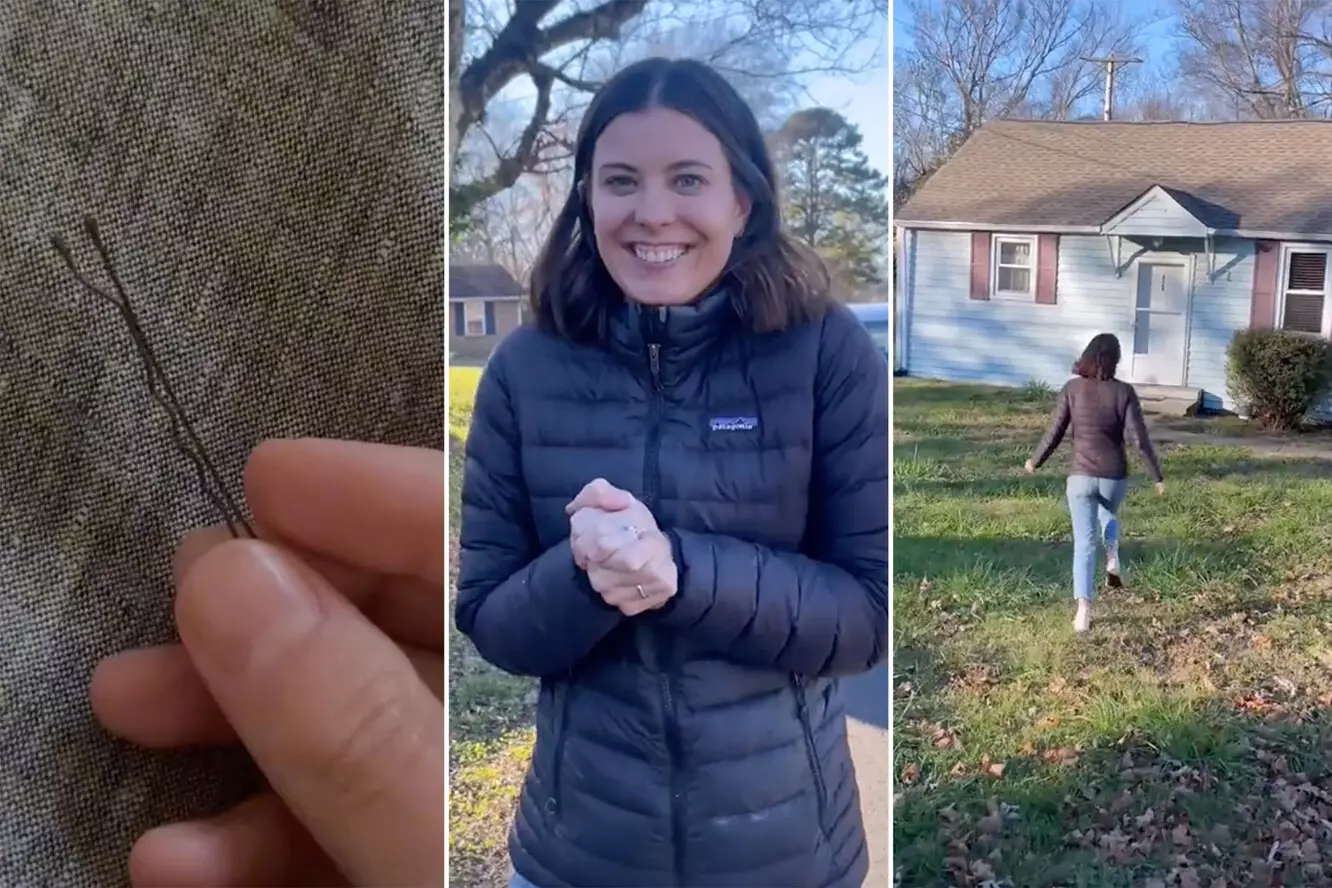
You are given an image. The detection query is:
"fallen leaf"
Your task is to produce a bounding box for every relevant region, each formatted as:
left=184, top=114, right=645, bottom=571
left=1042, top=747, right=1080, bottom=766
left=901, top=763, right=919, bottom=785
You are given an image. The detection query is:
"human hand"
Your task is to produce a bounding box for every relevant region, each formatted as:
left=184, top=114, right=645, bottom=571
left=1156, top=481, right=1165, bottom=496
left=1024, top=459, right=1035, bottom=474
left=90, top=440, right=444, bottom=888
left=565, top=478, right=658, bottom=569
left=566, top=479, right=677, bottom=615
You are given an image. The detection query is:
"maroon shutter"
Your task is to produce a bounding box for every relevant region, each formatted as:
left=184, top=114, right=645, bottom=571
left=1250, top=239, right=1279, bottom=329
left=969, top=232, right=991, bottom=300
left=1035, top=234, right=1058, bottom=304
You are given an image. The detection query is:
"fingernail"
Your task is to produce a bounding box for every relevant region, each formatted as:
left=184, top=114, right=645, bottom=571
left=178, top=541, right=323, bottom=677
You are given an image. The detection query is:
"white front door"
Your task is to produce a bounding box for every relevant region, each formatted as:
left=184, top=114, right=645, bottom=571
left=1130, top=262, right=1189, bottom=386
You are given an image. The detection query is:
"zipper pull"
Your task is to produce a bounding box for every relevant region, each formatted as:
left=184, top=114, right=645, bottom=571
left=648, top=343, right=663, bottom=389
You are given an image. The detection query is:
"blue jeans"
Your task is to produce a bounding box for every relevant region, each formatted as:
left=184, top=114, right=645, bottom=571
left=1065, top=475, right=1128, bottom=601
left=509, top=872, right=542, bottom=888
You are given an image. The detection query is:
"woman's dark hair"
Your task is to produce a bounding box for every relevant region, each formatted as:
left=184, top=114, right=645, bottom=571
left=527, top=57, right=831, bottom=343
left=1072, top=333, right=1121, bottom=381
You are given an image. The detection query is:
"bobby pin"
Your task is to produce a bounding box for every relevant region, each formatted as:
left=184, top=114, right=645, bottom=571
left=50, top=216, right=255, bottom=539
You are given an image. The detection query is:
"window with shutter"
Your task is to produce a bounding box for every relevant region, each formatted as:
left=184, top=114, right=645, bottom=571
left=990, top=235, right=1036, bottom=299
left=462, top=300, right=487, bottom=337
left=1280, top=250, right=1330, bottom=336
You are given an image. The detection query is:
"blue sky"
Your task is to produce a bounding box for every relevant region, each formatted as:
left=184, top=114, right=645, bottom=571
left=893, top=2, right=1182, bottom=105
left=804, top=60, right=891, bottom=178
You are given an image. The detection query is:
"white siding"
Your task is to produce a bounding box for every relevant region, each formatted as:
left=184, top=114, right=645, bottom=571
left=905, top=232, right=1134, bottom=389
left=1104, top=190, right=1207, bottom=238
left=903, top=231, right=1257, bottom=411
left=1183, top=239, right=1253, bottom=411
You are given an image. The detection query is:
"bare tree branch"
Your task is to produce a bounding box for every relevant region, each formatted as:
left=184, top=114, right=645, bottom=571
left=453, top=0, right=648, bottom=155
left=1175, top=0, right=1332, bottom=119
left=450, top=0, right=885, bottom=221
left=453, top=65, right=556, bottom=213
left=894, top=0, right=1142, bottom=195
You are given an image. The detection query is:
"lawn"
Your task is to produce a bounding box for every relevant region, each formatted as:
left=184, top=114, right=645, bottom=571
left=894, top=379, right=1332, bottom=887
left=447, top=364, right=536, bottom=888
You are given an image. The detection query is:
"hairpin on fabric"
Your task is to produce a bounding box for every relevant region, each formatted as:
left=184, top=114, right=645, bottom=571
left=50, top=216, right=255, bottom=539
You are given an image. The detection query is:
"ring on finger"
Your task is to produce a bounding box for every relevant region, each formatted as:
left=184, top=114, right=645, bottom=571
left=636, top=583, right=647, bottom=599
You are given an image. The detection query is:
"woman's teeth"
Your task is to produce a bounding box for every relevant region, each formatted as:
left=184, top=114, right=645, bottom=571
left=634, top=245, right=688, bottom=265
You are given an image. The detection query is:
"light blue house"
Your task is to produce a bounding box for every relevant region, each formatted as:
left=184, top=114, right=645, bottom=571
left=894, top=119, right=1332, bottom=412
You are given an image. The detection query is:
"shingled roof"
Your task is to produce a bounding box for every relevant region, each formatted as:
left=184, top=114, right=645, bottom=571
left=897, top=119, right=1332, bottom=236
left=447, top=263, right=523, bottom=301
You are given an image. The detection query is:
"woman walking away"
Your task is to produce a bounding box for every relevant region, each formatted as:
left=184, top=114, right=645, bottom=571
left=1024, top=333, right=1164, bottom=634
left=455, top=56, right=889, bottom=888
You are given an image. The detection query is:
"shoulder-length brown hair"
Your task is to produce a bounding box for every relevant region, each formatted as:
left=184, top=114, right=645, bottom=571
left=527, top=57, right=830, bottom=344
left=1072, top=333, right=1122, bottom=380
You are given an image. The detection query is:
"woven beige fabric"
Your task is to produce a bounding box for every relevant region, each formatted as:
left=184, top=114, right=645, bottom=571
left=0, top=2, right=444, bottom=884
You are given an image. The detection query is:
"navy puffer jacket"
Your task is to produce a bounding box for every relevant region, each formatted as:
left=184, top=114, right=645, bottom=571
left=455, top=290, right=889, bottom=888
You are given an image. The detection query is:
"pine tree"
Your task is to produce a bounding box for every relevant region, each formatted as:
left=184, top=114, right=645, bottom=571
left=772, top=107, right=891, bottom=291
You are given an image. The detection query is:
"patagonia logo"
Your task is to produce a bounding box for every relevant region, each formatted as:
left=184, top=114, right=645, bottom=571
left=709, top=416, right=758, bottom=432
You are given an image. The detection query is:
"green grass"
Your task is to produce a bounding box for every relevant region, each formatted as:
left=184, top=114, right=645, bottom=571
left=450, top=365, right=481, bottom=443
left=894, top=379, right=1332, bottom=887
left=447, top=364, right=535, bottom=888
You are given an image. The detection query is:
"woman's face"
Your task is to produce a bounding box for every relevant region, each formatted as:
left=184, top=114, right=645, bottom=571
left=588, top=106, right=749, bottom=307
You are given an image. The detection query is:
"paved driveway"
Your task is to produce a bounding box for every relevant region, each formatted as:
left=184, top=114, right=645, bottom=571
left=842, top=663, right=889, bottom=887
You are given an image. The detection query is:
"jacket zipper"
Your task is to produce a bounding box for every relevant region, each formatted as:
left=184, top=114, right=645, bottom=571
left=642, top=311, right=686, bottom=883
left=545, top=674, right=573, bottom=823
left=793, top=675, right=830, bottom=831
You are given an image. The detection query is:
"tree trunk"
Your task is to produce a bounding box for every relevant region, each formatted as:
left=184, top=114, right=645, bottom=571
left=449, top=0, right=464, bottom=162
left=0, top=3, right=443, bottom=884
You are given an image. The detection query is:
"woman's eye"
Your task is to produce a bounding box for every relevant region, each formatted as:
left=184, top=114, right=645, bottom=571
left=675, top=173, right=704, bottom=190
left=604, top=175, right=636, bottom=189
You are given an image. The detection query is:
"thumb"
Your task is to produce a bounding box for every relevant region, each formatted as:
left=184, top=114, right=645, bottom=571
left=566, top=478, right=635, bottom=514
left=175, top=540, right=444, bottom=887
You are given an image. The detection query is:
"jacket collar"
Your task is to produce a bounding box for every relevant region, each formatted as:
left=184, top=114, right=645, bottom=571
left=607, top=286, right=735, bottom=386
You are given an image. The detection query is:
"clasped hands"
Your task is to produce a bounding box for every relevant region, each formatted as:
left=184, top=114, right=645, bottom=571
left=565, top=478, right=678, bottom=616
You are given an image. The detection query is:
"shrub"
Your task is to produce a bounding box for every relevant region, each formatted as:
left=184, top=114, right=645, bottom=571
left=1020, top=378, right=1055, bottom=403
left=1226, top=329, right=1332, bottom=430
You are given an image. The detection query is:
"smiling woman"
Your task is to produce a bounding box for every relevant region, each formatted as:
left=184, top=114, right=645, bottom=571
left=527, top=57, right=832, bottom=343
left=453, top=56, right=890, bottom=888
left=589, top=107, right=747, bottom=306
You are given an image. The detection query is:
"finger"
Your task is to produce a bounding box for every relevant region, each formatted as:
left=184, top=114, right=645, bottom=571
left=586, top=526, right=645, bottom=565
left=616, top=594, right=666, bottom=617
left=90, top=645, right=232, bottom=748
left=92, top=643, right=445, bottom=749
left=598, top=536, right=661, bottom=574
left=176, top=540, right=444, bottom=886
left=244, top=439, right=445, bottom=587
left=604, top=584, right=675, bottom=617
left=589, top=565, right=662, bottom=603
left=129, top=792, right=346, bottom=888
left=569, top=506, right=611, bottom=537
left=177, top=525, right=443, bottom=651
left=566, top=478, right=634, bottom=514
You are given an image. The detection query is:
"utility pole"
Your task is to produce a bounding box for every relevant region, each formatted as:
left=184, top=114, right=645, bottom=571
left=1081, top=55, right=1143, bottom=121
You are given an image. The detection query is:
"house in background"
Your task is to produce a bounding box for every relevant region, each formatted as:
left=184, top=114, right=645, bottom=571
left=895, top=120, right=1332, bottom=413
left=448, top=263, right=525, bottom=363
